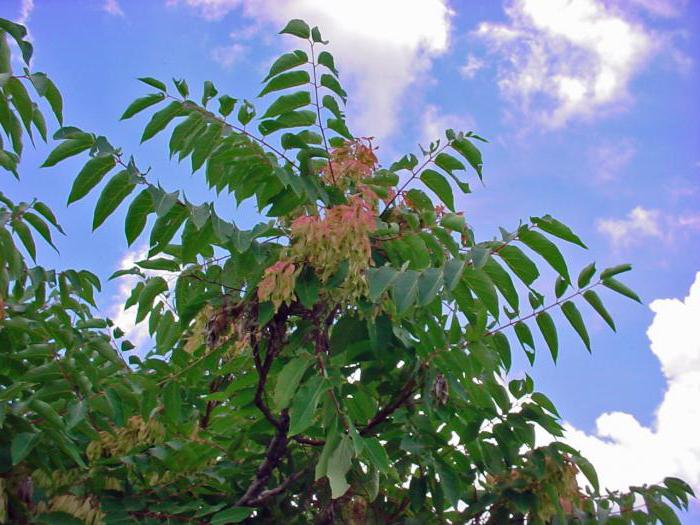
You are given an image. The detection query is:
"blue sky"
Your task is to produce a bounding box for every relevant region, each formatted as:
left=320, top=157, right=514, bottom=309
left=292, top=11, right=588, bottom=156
left=4, top=0, right=700, bottom=519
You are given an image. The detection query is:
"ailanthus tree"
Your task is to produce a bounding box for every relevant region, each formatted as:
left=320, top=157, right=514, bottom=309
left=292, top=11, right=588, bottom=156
left=0, top=17, right=694, bottom=525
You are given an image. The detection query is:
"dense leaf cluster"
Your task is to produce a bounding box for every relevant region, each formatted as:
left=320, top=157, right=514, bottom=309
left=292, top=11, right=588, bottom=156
left=0, top=17, right=694, bottom=524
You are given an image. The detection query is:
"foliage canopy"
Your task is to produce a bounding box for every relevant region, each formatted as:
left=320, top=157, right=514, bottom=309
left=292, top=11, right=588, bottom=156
left=0, top=17, right=694, bottom=525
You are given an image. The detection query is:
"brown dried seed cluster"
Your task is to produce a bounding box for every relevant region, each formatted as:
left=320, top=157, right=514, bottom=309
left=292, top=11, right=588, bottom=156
left=86, top=416, right=165, bottom=461
left=36, top=494, right=105, bottom=525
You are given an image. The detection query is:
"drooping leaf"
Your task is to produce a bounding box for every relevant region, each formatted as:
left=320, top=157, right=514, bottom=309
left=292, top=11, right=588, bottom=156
left=583, top=290, right=616, bottom=331
left=421, top=169, right=454, bottom=211
left=518, top=227, right=570, bottom=282
left=561, top=301, right=591, bottom=351
left=67, top=155, right=116, bottom=204
left=535, top=312, right=558, bottom=362
left=602, top=277, right=641, bottom=303
left=92, top=170, right=136, bottom=230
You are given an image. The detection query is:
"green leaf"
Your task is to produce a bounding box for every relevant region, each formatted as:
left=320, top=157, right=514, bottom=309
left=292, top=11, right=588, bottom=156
left=218, top=94, right=237, bottom=116
left=417, top=267, right=443, bottom=306
left=561, top=301, right=591, bottom=351
left=577, top=262, right=596, bottom=288
left=421, top=169, right=454, bottom=211
left=327, top=435, right=354, bottom=499
left=311, top=26, right=327, bottom=44
left=125, top=189, right=153, bottom=245
left=93, top=170, right=136, bottom=230
left=602, top=277, right=641, bottom=303
left=138, top=77, right=167, bottom=92
left=532, top=215, right=587, bottom=248
left=583, top=290, right=616, bottom=331
left=163, top=381, right=182, bottom=423
left=463, top=268, right=499, bottom=318
left=320, top=74, right=347, bottom=102
left=136, top=276, right=168, bottom=323
left=535, top=312, right=558, bottom=362
left=23, top=212, right=55, bottom=250
left=366, top=266, right=399, bottom=301
left=261, top=91, right=311, bottom=119
left=434, top=152, right=465, bottom=174
left=575, top=456, right=599, bottom=493
left=451, top=137, right=483, bottom=179
left=12, top=219, right=36, bottom=261
left=210, top=507, right=253, bottom=524
left=433, top=458, right=461, bottom=509
left=279, top=19, right=311, bottom=39
left=514, top=321, right=535, bottom=351
left=201, top=80, right=218, bottom=106
left=288, top=375, right=326, bottom=436
left=264, top=50, right=308, bottom=81
left=141, top=101, right=183, bottom=142
left=259, top=71, right=310, bottom=97
left=42, top=136, right=93, bottom=167
left=440, top=213, right=465, bottom=231
left=67, top=155, right=116, bottom=204
left=483, top=258, right=519, bottom=311
left=497, top=245, right=539, bottom=286
left=443, top=258, right=465, bottom=291
left=518, top=228, right=570, bottom=282
left=259, top=110, right=316, bottom=136
left=600, top=263, right=632, bottom=280
left=391, top=269, right=419, bottom=314
left=11, top=432, right=38, bottom=465
left=120, top=93, right=165, bottom=120
left=33, top=201, right=63, bottom=233
left=295, top=266, right=320, bottom=308
left=363, top=437, right=390, bottom=474
left=317, top=51, right=338, bottom=76
left=6, top=78, right=33, bottom=135
left=274, top=357, right=311, bottom=410
left=191, top=122, right=224, bottom=172
left=43, top=77, right=63, bottom=124
left=554, top=275, right=568, bottom=298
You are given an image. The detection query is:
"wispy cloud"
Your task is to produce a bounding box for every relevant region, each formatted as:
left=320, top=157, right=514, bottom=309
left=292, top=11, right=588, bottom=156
left=459, top=54, right=485, bottom=79
left=103, top=0, right=125, bottom=17
left=475, top=0, right=655, bottom=127
left=625, top=0, right=688, bottom=18
left=166, top=0, right=242, bottom=20
left=421, top=104, right=476, bottom=146
left=169, top=0, right=453, bottom=140
left=589, top=138, right=636, bottom=183
left=597, top=206, right=700, bottom=249
left=211, top=42, right=247, bottom=69
left=17, top=0, right=34, bottom=25
left=550, top=272, right=700, bottom=494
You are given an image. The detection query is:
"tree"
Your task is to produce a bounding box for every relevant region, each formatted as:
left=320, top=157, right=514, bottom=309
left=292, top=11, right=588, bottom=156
left=0, top=17, right=694, bottom=525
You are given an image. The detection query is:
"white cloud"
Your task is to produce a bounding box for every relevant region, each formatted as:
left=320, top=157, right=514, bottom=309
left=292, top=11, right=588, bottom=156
left=211, top=42, right=247, bottom=68
left=597, top=206, right=700, bottom=249
left=475, top=0, right=654, bottom=127
left=421, top=104, right=476, bottom=146
left=597, top=206, right=662, bottom=247
left=554, top=272, right=700, bottom=494
left=589, top=138, right=636, bottom=183
left=103, top=0, right=125, bottom=17
left=170, top=0, right=453, bottom=140
left=108, top=247, right=177, bottom=351
left=460, top=54, right=485, bottom=79
left=109, top=247, right=150, bottom=349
